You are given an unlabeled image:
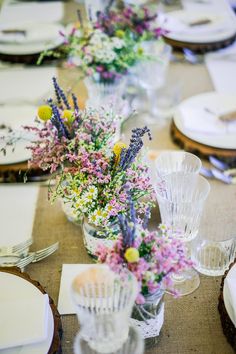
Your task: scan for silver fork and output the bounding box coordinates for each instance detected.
[0,242,59,267]
[0,238,33,256]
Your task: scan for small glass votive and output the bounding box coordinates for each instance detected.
[191,204,236,276]
[191,237,236,276]
[71,266,138,354]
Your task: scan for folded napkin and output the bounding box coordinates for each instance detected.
[0,67,56,105]
[225,267,236,327]
[0,185,39,246]
[161,11,229,35]
[58,264,96,315]
[206,42,236,94]
[180,106,236,135]
[0,23,63,44]
[0,2,64,28]
[0,294,49,349]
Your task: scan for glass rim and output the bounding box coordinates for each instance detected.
[155,151,202,172]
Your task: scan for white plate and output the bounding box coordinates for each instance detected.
[0,272,54,354]
[0,23,64,55]
[174,92,236,149]
[223,263,236,327]
[162,10,236,43]
[0,105,37,164]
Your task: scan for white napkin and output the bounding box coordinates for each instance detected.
[0,185,39,246]
[0,294,49,349]
[225,269,236,326]
[0,67,57,105]
[58,264,95,315]
[206,42,236,94]
[0,2,64,28]
[0,24,63,44]
[180,105,236,135]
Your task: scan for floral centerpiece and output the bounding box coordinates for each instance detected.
[94,5,166,42]
[96,200,192,345]
[51,127,155,256]
[25,77,120,174]
[39,23,144,85]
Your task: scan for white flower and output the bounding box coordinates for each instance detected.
[83,54,93,64]
[111,37,125,49]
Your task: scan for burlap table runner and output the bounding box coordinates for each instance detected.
[21,3,236,351]
[25,61,236,354]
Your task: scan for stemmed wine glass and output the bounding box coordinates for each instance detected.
[154,151,210,296]
[135,41,172,123]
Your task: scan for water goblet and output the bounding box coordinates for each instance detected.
[155,174,210,295]
[135,41,172,123]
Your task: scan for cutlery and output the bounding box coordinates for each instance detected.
[0,238,32,256]
[0,242,59,266]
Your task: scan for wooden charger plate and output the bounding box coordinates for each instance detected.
[218,260,236,352]
[170,120,236,159]
[0,267,62,354]
[163,33,236,53]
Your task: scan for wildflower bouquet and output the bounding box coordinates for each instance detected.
[95,5,166,42]
[51,127,155,227]
[97,201,192,304]
[59,26,144,84]
[25,78,120,173]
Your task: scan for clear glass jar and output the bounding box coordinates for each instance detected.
[131,290,165,349]
[82,218,119,258]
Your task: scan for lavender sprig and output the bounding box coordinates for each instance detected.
[118,196,137,249]
[118,126,152,171]
[48,99,70,139]
[72,93,79,112]
[52,77,71,110]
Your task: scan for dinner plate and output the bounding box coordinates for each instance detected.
[0,105,37,164]
[173,92,236,150]
[0,23,64,56]
[162,9,236,43]
[223,263,236,327]
[0,272,54,354]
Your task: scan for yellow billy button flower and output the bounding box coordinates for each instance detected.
[115,29,125,38]
[137,47,144,55]
[62,110,75,125]
[113,142,127,163]
[124,247,140,263]
[37,105,52,121]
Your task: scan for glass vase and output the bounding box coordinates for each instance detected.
[82,218,119,258]
[61,200,81,225]
[131,290,165,349]
[85,76,129,118]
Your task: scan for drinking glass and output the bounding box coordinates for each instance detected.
[155,151,202,179]
[71,266,138,354]
[155,174,210,295]
[136,41,172,122]
[156,174,210,242]
[191,205,236,276]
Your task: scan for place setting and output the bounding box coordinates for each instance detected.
[0,1,66,63]
[161,5,236,52]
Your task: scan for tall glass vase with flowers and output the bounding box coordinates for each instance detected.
[51,127,155,257]
[21,78,121,222]
[96,200,192,348]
